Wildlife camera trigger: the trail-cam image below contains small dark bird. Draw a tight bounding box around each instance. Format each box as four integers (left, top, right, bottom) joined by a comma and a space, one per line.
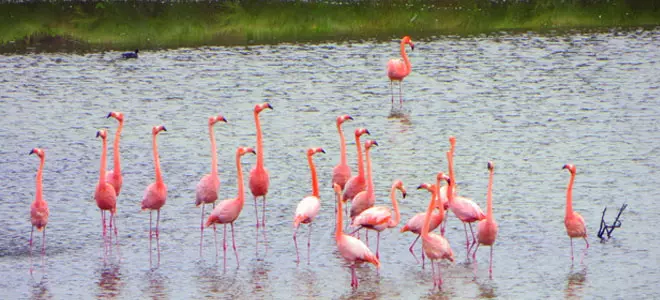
122, 49, 139, 59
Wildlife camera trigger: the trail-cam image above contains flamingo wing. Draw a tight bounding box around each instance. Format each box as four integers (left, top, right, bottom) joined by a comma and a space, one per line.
332, 164, 351, 190
196, 173, 219, 206
294, 196, 320, 226
205, 198, 241, 226
337, 234, 380, 267
352, 206, 390, 227
450, 196, 486, 223
422, 232, 454, 262
387, 58, 406, 80
343, 174, 365, 202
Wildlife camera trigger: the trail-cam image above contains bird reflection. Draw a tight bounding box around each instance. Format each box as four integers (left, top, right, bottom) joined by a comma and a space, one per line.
97, 263, 123, 298
294, 268, 320, 298
145, 269, 167, 300
477, 280, 497, 298
250, 261, 271, 296
565, 266, 587, 299
29, 277, 51, 300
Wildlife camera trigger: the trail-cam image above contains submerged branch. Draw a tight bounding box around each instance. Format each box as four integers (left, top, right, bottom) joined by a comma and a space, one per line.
598, 203, 627, 241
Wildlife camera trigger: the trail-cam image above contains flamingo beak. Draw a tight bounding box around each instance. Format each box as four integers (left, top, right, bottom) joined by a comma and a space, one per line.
106, 112, 112, 118
410, 43, 415, 51
266, 103, 273, 110
29, 149, 35, 155
220, 116, 228, 123
161, 126, 167, 132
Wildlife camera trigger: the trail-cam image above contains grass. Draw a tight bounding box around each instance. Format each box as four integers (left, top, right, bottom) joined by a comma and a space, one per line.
1, 0, 659, 53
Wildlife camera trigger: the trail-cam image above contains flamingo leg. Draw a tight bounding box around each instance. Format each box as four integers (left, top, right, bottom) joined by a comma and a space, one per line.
431, 259, 437, 288
29, 226, 34, 256
253, 196, 259, 228
489, 246, 494, 278
200, 204, 205, 256
156, 209, 161, 264
231, 222, 239, 268
293, 225, 300, 263
101, 210, 106, 237
41, 228, 46, 256
390, 80, 394, 107
422, 249, 426, 269
213, 224, 218, 262
468, 223, 477, 254
262, 195, 267, 228
408, 234, 421, 264
399, 81, 403, 108
223, 224, 228, 270
437, 262, 443, 288
473, 242, 480, 260
148, 210, 152, 266
112, 213, 118, 241
463, 223, 470, 255
376, 231, 380, 259
351, 263, 358, 288
307, 223, 312, 265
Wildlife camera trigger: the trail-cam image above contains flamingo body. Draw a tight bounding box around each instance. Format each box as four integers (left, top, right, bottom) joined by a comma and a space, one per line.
95, 183, 117, 212
449, 196, 486, 223
342, 128, 370, 202
401, 211, 442, 234
196, 174, 219, 206
565, 212, 587, 238
141, 182, 167, 211
249, 168, 270, 197
31, 201, 49, 230
332, 164, 351, 191
387, 59, 409, 81
422, 232, 454, 262
294, 196, 320, 227
205, 197, 244, 226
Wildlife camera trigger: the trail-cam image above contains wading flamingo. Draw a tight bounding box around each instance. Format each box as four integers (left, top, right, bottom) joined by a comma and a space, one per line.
141, 125, 168, 263
249, 102, 273, 228
351, 180, 406, 259
293, 147, 326, 264
401, 178, 446, 267
474, 161, 498, 277
206, 147, 256, 269
419, 178, 454, 290
94, 130, 118, 238
446, 150, 485, 256
563, 164, 589, 263
342, 128, 370, 219
332, 115, 353, 191
29, 148, 49, 256
196, 115, 228, 257
105, 112, 124, 196
334, 183, 380, 289
387, 36, 415, 109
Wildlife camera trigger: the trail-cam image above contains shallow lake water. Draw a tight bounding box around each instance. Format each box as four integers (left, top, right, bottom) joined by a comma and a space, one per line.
1, 28, 659, 299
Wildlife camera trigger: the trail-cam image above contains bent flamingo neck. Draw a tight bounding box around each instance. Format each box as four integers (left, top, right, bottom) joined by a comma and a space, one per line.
308, 154, 320, 198
356, 136, 365, 176
400, 40, 411, 77
254, 111, 265, 169
113, 120, 123, 175
390, 185, 401, 227
487, 168, 494, 222
566, 172, 575, 217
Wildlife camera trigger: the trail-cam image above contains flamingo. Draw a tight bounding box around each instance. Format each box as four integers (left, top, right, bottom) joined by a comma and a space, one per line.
342, 128, 371, 212
196, 115, 228, 257
205, 147, 256, 269
563, 164, 589, 263
334, 183, 380, 289
386, 36, 415, 109
418, 177, 454, 290
105, 112, 124, 196
350, 140, 378, 221
293, 147, 325, 264
29, 148, 49, 256
141, 125, 168, 263
332, 114, 353, 192
438, 136, 458, 234
94, 130, 118, 238
351, 180, 406, 259
474, 161, 499, 277
446, 150, 485, 256
249, 102, 273, 228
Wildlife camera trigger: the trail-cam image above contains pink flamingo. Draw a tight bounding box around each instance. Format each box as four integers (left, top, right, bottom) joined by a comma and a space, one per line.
438, 136, 458, 234
351, 180, 406, 259
249, 102, 273, 228
334, 183, 380, 289
196, 115, 228, 257
419, 177, 454, 290
141, 125, 168, 263
105, 112, 124, 196
474, 161, 499, 277
29, 148, 49, 256
342, 128, 370, 211
94, 130, 118, 238
332, 115, 353, 191
386, 36, 415, 109
350, 140, 378, 221
205, 147, 256, 269
563, 164, 589, 263
293, 147, 325, 264
446, 150, 485, 256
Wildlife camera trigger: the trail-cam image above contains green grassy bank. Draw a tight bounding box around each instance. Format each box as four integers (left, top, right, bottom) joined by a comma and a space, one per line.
1, 0, 659, 53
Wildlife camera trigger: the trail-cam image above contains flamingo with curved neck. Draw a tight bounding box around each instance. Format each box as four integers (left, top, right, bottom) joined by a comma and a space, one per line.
29, 148, 49, 256
249, 102, 273, 229
419, 176, 454, 290
141, 125, 168, 264
386, 36, 415, 109
475, 161, 499, 277
334, 183, 380, 289
206, 147, 256, 269
106, 112, 124, 196
196, 115, 228, 257
563, 164, 589, 263
94, 130, 118, 239
293, 147, 326, 264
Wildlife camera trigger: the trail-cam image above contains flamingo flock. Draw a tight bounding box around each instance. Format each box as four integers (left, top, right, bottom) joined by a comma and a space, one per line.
23, 37, 591, 291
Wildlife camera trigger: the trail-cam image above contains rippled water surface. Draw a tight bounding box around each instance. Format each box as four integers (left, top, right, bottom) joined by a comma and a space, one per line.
1, 29, 660, 299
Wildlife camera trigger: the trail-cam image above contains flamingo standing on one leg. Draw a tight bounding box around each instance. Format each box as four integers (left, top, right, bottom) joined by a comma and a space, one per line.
94, 130, 117, 239
293, 147, 325, 264
342, 128, 370, 219
350, 140, 378, 231
446, 151, 485, 256
474, 161, 499, 277
419, 177, 454, 290
249, 102, 273, 229
563, 164, 589, 263
29, 148, 49, 257
334, 183, 380, 289
206, 147, 256, 269
351, 180, 406, 259
332, 115, 353, 192
196, 115, 228, 257
141, 125, 168, 264
106, 112, 124, 238
386, 36, 415, 109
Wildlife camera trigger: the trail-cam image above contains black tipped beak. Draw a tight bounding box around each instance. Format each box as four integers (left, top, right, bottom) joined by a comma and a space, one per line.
365, 129, 371, 135
29, 149, 35, 155
416, 184, 424, 190
251, 149, 257, 155
220, 116, 228, 123
373, 141, 379, 147
320, 148, 326, 154
402, 191, 407, 198
106, 112, 112, 118
162, 126, 167, 132
267, 103, 273, 110
562, 164, 568, 170
411, 44, 415, 51
347, 115, 354, 120
96, 131, 101, 138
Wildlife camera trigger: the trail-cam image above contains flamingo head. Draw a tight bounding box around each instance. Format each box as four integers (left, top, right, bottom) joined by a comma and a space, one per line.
392, 180, 407, 198
96, 129, 108, 139
336, 114, 353, 126
488, 161, 494, 171
436, 172, 450, 184
416, 183, 435, 193
402, 36, 415, 50
365, 140, 378, 150
152, 125, 167, 135
238, 147, 256, 156
254, 102, 273, 114
355, 128, 370, 138
209, 115, 228, 126
562, 164, 576, 174
29, 148, 45, 158
307, 147, 325, 156
449, 136, 456, 148
106, 111, 124, 122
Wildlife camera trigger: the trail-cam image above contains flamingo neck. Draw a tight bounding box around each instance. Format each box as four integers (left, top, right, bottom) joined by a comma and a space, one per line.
338, 124, 347, 166
356, 136, 364, 176
487, 168, 494, 222
365, 147, 374, 198
389, 186, 401, 227
254, 111, 265, 169
36, 156, 45, 203
209, 123, 218, 178
113, 120, 123, 175
336, 191, 343, 241
236, 152, 245, 206
308, 154, 319, 198
566, 172, 574, 217
421, 188, 436, 238
448, 152, 456, 198
152, 133, 163, 185
100, 136, 108, 184
400, 41, 411, 77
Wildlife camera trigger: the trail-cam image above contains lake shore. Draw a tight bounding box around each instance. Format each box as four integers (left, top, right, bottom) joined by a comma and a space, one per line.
2, 0, 659, 53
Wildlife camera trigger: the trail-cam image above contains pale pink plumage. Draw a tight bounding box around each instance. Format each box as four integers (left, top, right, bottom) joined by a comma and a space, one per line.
350, 140, 378, 220
342, 128, 370, 203
419, 179, 454, 290
293, 147, 325, 263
